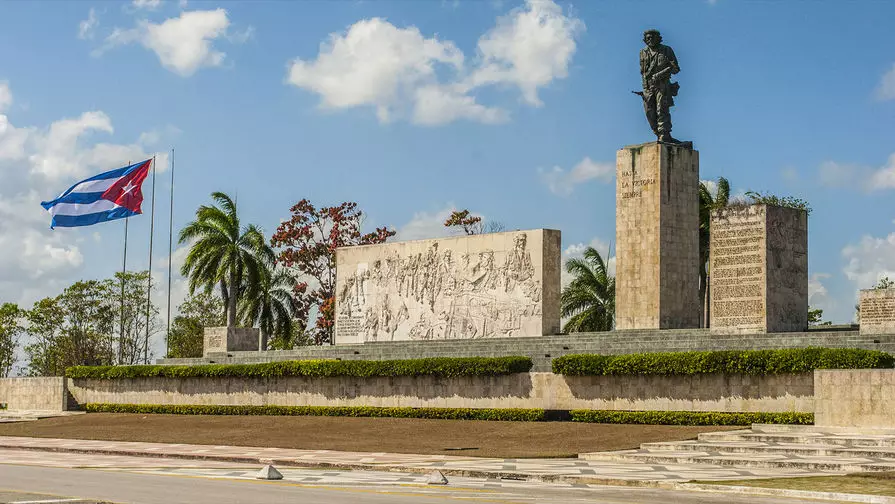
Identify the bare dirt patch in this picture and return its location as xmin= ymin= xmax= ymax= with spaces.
xmin=0 ymin=413 xmax=738 ymax=458
xmin=701 ymin=472 xmax=895 ymax=497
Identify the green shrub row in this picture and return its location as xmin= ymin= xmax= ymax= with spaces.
xmin=570 ymin=410 xmax=814 ymax=426
xmin=67 ymin=356 xmax=533 ymax=380
xmin=84 ymin=403 xmax=547 ymax=421
xmin=553 ymin=348 xmax=894 ymax=376
xmin=85 ymin=403 xmax=812 ymax=425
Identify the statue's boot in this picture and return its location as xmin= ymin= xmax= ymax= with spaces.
xmin=658 ymin=133 xmax=680 ymax=144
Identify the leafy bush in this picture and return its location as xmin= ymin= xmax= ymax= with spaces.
xmin=67 ymin=356 xmax=533 ymax=380
xmin=570 ymin=410 xmax=813 ymax=426
xmin=84 ymin=403 xmax=547 ymax=421
xmin=553 ymin=348 xmax=894 ymax=376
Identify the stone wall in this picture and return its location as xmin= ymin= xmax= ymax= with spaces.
xmin=859 ymin=289 xmax=895 ymax=335
xmin=334 ymin=229 xmax=561 ymax=344
xmin=67 ymin=372 xmax=813 ymax=413
xmin=615 ymin=142 xmax=700 ymax=329
xmin=710 ymin=204 xmax=808 ymax=334
xmin=814 ymin=369 xmax=895 ymax=428
xmin=0 ymin=377 xmax=68 ymax=411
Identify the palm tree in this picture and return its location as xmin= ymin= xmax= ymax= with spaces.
xmin=699 ymin=177 xmax=730 ymax=328
xmin=561 ymin=246 xmax=615 ymax=332
xmin=179 ymin=192 xmax=274 ymax=327
xmin=239 ymin=264 xmax=295 ymax=350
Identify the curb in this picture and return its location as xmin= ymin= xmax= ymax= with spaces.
xmin=671 ymin=482 xmax=895 ymax=504
xmin=2 ymin=441 xmax=890 ymax=502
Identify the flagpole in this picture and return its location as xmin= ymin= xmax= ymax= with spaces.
xmin=144 ymin=156 xmax=157 ymax=364
xmin=166 ymin=148 xmax=175 ymax=357
xmin=120 ymin=220 xmax=129 ymax=364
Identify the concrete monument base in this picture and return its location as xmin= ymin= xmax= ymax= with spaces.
xmin=615 ymin=141 xmax=700 ymax=330
xmin=203 ymin=327 xmax=261 ymax=357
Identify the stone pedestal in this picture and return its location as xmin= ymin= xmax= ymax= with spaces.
xmin=203 ymin=327 xmax=261 ymax=357
xmin=615 ymin=142 xmax=700 ymax=330
xmin=859 ymin=288 xmax=895 ymax=335
xmin=709 ymin=204 xmax=808 ymax=334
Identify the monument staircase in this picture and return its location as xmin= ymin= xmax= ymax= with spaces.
xmin=159 ymin=326 xmax=895 ymax=371
xmin=581 ymin=424 xmax=895 ymax=472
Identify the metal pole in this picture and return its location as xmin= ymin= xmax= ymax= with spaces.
xmin=120 ymin=215 xmax=128 ymax=364
xmin=166 ymin=148 xmax=175 ymax=357
xmin=144 ymin=156 xmax=157 ymax=364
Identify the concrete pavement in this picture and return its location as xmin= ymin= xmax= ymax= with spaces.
xmin=0 ymin=452 xmax=846 ymax=504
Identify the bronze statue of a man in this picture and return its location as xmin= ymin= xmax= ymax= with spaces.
xmin=638 ymin=29 xmax=680 ymax=143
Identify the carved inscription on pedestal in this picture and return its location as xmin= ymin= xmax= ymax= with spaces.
xmin=710 ymin=207 xmax=766 ymax=331
xmin=618 ymin=170 xmax=657 ymax=200
xmin=335 ymin=230 xmax=559 ymax=343
xmin=860 ymin=289 xmax=895 ymax=335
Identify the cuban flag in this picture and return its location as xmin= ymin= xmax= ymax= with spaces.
xmin=41 ymin=159 xmax=153 ymax=229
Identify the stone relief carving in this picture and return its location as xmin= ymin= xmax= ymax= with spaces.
xmin=337 ymin=233 xmax=542 ymax=342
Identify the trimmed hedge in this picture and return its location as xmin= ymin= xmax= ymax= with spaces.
xmin=67 ymin=356 xmax=533 ymax=380
xmin=553 ymin=348 xmax=894 ymax=376
xmin=570 ymin=410 xmax=814 ymax=426
xmin=84 ymin=403 xmax=547 ymax=421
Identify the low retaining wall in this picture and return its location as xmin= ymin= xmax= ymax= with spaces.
xmin=815 ymin=369 xmax=895 ymax=428
xmin=67 ymin=372 xmax=813 ymax=413
xmin=0 ymin=377 xmax=68 ymax=411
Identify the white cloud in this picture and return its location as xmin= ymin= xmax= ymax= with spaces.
xmin=819 ymin=154 xmax=895 ymax=192
xmin=96 ymin=9 xmax=233 ymax=77
xmin=876 ymin=63 xmax=895 ymax=101
xmin=700 ymin=178 xmax=718 ymax=195
xmin=539 ymin=157 xmax=613 ymax=196
xmin=465 ymin=0 xmax=584 ymax=106
xmin=843 ymin=233 xmax=895 ymax=291
xmin=179 ymin=0 xmax=188 ymax=8
xmin=288 ymin=18 xmax=467 ymax=124
xmin=286 ymin=0 xmax=583 ymax=125
xmin=0 ymin=82 xmax=12 ymax=113
xmin=0 ymin=81 xmax=171 ymax=309
xmin=781 ymin=166 xmax=799 ymax=183
xmin=78 ymin=8 xmax=99 ymax=40
xmin=132 ymin=0 xmax=162 ymax=10
xmin=808 ymin=272 xmax=832 ymax=312
xmin=395 ymin=206 xmax=463 ymax=241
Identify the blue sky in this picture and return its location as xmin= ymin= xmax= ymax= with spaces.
xmin=0 ymin=0 xmax=893 ymax=335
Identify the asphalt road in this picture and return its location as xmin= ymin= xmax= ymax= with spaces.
xmin=0 ymin=463 xmax=834 ymax=504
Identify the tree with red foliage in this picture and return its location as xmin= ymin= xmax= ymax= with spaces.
xmin=270 ymin=200 xmax=395 ymax=344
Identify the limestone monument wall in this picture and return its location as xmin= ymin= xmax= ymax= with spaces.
xmin=859 ymin=288 xmax=895 ymax=335
xmin=203 ymin=327 xmax=261 ymax=357
xmin=0 ymin=377 xmax=68 ymax=411
xmin=710 ymin=204 xmax=808 ymax=333
xmin=66 ymin=371 xmax=813 ymax=413
xmin=615 ymin=142 xmax=700 ymax=329
xmin=815 ymin=370 xmax=895 ymax=428
xmin=335 ymin=229 xmax=561 ymax=344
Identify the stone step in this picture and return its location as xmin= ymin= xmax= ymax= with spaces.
xmin=640 ymin=440 xmax=895 ymax=459
xmin=698 ymin=431 xmax=895 ymax=448
xmin=579 ymin=449 xmax=895 ymax=472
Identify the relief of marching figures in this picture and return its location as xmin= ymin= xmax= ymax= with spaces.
xmin=337 ymin=233 xmax=544 ymax=342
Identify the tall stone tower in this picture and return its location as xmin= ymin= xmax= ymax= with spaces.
xmin=615 ymin=141 xmax=700 ymax=330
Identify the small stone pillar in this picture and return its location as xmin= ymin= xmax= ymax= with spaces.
xmin=615 ymin=142 xmax=700 ymax=329
xmin=203 ymin=327 xmax=261 ymax=357
xmin=859 ymin=288 xmax=895 ymax=335
xmin=709 ymin=204 xmax=808 ymax=333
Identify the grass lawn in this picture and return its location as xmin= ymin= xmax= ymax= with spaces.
xmin=0 ymin=413 xmax=738 ymax=458
xmin=699 ymin=472 xmax=895 ymax=497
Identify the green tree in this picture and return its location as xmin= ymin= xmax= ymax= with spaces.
xmin=111 ymin=270 xmax=162 ymax=365
xmin=179 ymin=192 xmax=275 ymax=327
xmin=699 ymin=177 xmax=730 ymax=328
xmin=24 ymin=280 xmax=115 ymax=376
xmin=239 ymin=265 xmax=295 ymax=350
xmin=561 ymin=246 xmax=615 ymax=332
xmin=0 ymin=303 xmax=22 ymax=377
xmin=808 ymin=306 xmax=832 ymax=326
xmin=268 ymin=319 xmax=313 ymax=350
xmin=876 ymin=277 xmax=895 ymax=289
xmin=745 ymin=190 xmax=812 ymax=214
xmin=167 ymin=292 xmax=225 ymax=359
